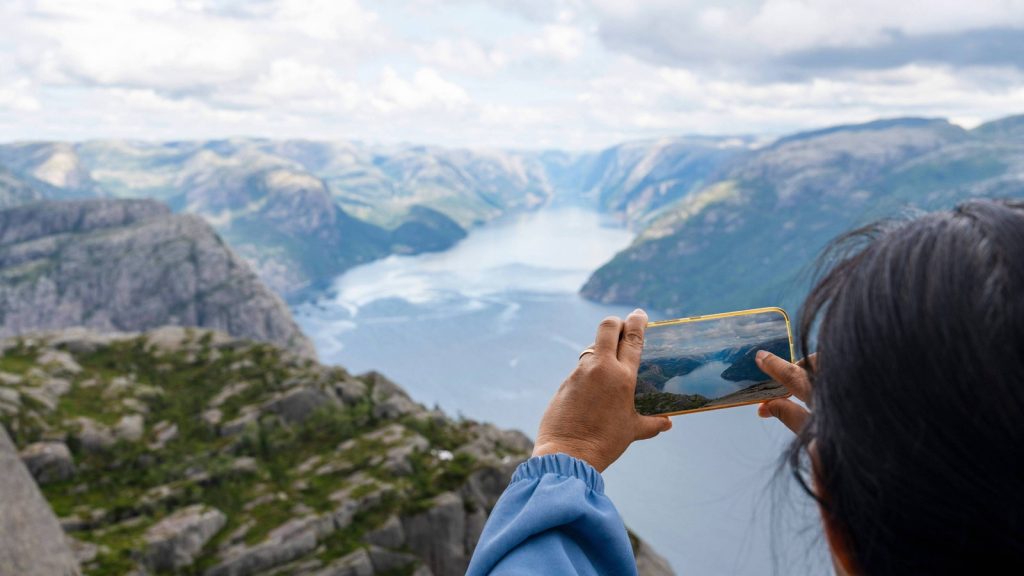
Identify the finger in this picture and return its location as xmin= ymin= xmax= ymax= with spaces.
xmin=757 ymin=399 xmax=810 ymax=434
xmin=634 ymin=415 xmax=672 ymax=440
xmin=617 ymin=308 xmax=648 ymax=369
xmin=756 ymin=350 xmax=812 ymax=403
xmin=798 ymin=353 xmax=818 ymax=372
xmin=593 ymin=316 xmax=623 ymax=358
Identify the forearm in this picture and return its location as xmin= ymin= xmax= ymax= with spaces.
xmin=467 ymin=453 xmax=638 ymax=576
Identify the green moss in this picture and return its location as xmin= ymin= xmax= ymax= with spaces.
xmin=0 ymin=342 xmax=37 ymax=374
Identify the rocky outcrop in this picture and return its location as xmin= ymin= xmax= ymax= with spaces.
xmin=19 ymin=440 xmax=75 ymax=484
xmin=0 ymin=199 xmax=314 ymax=357
xmin=0 ymin=328 xmax=674 ymax=575
xmin=0 ymin=425 xmax=80 ymax=576
xmin=143 ymin=504 xmax=227 ymax=571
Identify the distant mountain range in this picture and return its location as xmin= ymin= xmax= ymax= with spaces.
xmin=582 ymin=115 xmax=1024 ymax=316
xmin=0 ymin=140 xmax=553 ymax=297
xmin=1 ymin=114 xmax=1021 ymax=311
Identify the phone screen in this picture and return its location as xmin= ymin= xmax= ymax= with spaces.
xmin=635 ymin=307 xmax=794 ymax=416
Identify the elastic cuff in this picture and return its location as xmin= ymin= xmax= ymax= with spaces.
xmin=512 ymin=453 xmax=605 ymax=494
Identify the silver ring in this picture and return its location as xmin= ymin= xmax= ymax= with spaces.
xmin=578 ymin=346 xmax=597 ymax=361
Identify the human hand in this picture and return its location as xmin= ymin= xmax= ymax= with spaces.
xmin=532 ymin=309 xmax=673 ymax=472
xmin=755 ymin=351 xmax=816 ymax=434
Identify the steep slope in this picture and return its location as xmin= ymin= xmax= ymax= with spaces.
xmin=0 ymin=143 xmax=102 ymax=196
xmin=0 ymin=328 xmax=672 ymax=576
xmin=582 ymin=117 xmax=1024 ymax=315
xmin=0 ymin=425 xmax=81 ymax=575
xmin=0 ymin=164 xmax=47 ymax=208
xmin=571 ymin=137 xmax=754 ymax=223
xmin=0 ymin=199 xmax=314 ymax=357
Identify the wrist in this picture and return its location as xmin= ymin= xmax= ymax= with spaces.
xmin=532 ymin=439 xmax=606 ymax=471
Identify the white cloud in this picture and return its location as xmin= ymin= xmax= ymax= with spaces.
xmin=373 ymin=68 xmax=470 ymax=113
xmin=527 ymin=24 xmax=586 ymax=62
xmin=0 ymin=78 xmax=40 ymax=112
xmin=0 ymin=0 xmax=1022 ymax=148
xmin=415 ymin=38 xmax=509 ymax=75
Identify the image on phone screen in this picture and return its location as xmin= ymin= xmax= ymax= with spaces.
xmin=635 ymin=308 xmax=794 ymax=416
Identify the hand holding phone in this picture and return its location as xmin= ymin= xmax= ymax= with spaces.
xmin=634 ymin=307 xmax=795 ymax=416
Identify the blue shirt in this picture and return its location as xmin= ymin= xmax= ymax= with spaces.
xmin=467 ymin=453 xmax=638 ymax=575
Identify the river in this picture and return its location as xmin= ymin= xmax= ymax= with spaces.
xmin=293 ymin=206 xmax=829 ymax=574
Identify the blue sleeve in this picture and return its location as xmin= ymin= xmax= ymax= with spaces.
xmin=466 ymin=453 xmax=638 ymax=576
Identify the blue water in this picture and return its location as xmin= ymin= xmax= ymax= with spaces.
xmin=294 ymin=207 xmax=828 ymax=574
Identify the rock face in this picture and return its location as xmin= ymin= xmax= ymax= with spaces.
xmin=0 ymin=199 xmax=314 ymax=357
xmin=0 ymin=328 xmax=674 ymax=575
xmin=19 ymin=440 xmax=75 ymax=484
xmin=0 ymin=425 xmax=81 ymax=575
xmin=143 ymin=504 xmax=227 ymax=571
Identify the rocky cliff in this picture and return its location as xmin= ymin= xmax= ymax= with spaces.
xmin=0 ymin=328 xmax=673 ymax=575
xmin=0 ymin=199 xmax=314 ymax=357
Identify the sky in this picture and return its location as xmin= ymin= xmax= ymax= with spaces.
xmin=644 ymin=312 xmax=789 ymax=360
xmin=1 ymin=0 xmax=1023 ymax=149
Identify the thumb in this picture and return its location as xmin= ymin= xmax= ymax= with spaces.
xmin=634 ymin=415 xmax=672 ymax=440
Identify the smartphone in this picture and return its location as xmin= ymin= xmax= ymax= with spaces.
xmin=634 ymin=307 xmax=795 ymax=417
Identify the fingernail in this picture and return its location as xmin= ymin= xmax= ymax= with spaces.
xmin=632 ymin=308 xmax=646 ymax=316
xmin=757 ymin=402 xmax=770 ymax=418
xmin=756 ymin=350 xmax=770 ymax=362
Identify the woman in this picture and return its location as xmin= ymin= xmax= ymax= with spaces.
xmin=466 ymin=199 xmax=1024 ymax=575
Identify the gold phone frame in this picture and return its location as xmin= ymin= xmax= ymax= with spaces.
xmin=640 ymin=306 xmax=796 ymax=417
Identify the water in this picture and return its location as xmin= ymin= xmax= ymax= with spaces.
xmin=294 ymin=207 xmax=828 ymax=574
xmin=665 ymin=361 xmax=742 ymax=398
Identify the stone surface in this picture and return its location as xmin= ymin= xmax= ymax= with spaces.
xmin=142 ymin=504 xmax=227 ymax=571
xmin=312 ymin=548 xmax=374 ymax=576
xmin=263 ymin=386 xmax=331 ymax=424
xmin=71 ymin=417 xmax=114 ymax=452
xmin=0 ymin=199 xmax=315 ymax=357
xmin=363 ymin=515 xmax=405 ymax=549
xmin=19 ymin=441 xmax=74 ymax=484
xmin=114 ymin=414 xmax=145 ymax=442
xmin=0 ymin=425 xmax=81 ymax=576
xmin=402 ymin=492 xmax=468 ymax=576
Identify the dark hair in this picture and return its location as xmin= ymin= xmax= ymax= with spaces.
xmin=790 ymin=198 xmax=1024 ymax=574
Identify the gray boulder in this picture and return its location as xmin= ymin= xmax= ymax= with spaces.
xmin=0 ymin=425 xmax=81 ymax=575
xmin=312 ymin=548 xmax=374 ymax=576
xmin=19 ymin=441 xmax=75 ymax=484
xmin=263 ymin=386 xmax=331 ymax=424
xmin=363 ymin=515 xmax=404 ymax=549
xmin=114 ymin=414 xmax=145 ymax=442
xmin=142 ymin=504 xmax=226 ymax=571
xmin=401 ymin=492 xmax=468 ymax=576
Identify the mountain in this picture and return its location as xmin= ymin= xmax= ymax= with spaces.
xmin=567 ymin=137 xmax=755 ymax=223
xmin=582 ymin=116 xmax=1024 ymax=315
xmin=0 ymin=139 xmax=552 ymax=297
xmin=0 ymin=199 xmax=314 ymax=357
xmin=0 ymin=328 xmax=673 ymax=575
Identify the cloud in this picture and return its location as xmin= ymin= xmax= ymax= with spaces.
xmin=1 ymin=0 xmax=1023 ymax=148
xmin=587 ymin=0 xmax=1024 ymax=75
xmin=415 ymin=38 xmax=509 ymax=75
xmin=373 ymin=68 xmax=470 ymax=112
xmin=527 ymin=24 xmax=586 ymax=62
xmin=784 ymin=27 xmax=1024 ymax=72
